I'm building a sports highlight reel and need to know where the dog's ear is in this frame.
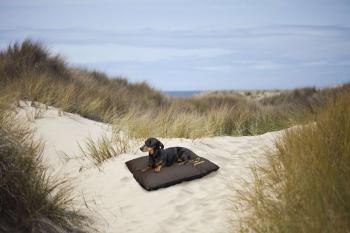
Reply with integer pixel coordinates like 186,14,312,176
158,141,164,150
148,138,164,149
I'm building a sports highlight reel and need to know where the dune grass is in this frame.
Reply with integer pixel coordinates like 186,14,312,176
0,98,91,232
1,39,349,231
1,40,349,140
0,40,165,122
114,99,309,138
79,131,140,166
237,92,350,233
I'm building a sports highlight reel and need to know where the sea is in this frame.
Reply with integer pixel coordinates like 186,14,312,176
163,91,203,97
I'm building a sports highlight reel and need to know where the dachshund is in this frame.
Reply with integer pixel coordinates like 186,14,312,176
139,137,201,172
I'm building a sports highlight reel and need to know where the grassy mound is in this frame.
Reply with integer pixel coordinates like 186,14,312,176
237,91,350,233
0,98,91,232
1,40,349,139
0,40,165,122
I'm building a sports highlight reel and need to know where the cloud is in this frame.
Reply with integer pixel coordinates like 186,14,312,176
1,24,349,90
51,44,233,63
196,65,233,72
229,59,287,70
196,60,287,72
1,24,349,46
232,59,350,70
251,61,286,70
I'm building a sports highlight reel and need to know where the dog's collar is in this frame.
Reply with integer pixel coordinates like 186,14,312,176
150,149,162,157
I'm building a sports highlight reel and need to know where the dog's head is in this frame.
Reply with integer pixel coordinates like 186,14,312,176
140,137,164,154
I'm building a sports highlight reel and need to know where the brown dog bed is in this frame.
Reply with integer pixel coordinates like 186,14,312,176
125,156,219,191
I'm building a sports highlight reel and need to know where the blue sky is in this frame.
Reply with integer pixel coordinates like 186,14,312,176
1,0,350,90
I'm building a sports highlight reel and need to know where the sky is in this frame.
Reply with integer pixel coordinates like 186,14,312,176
0,0,350,91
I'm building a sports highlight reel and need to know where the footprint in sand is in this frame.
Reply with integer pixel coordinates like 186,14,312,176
120,176,131,182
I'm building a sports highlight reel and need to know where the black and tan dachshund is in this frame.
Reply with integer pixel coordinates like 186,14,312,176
140,137,202,172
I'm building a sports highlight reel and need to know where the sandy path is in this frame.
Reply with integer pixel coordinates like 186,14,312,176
17,103,282,233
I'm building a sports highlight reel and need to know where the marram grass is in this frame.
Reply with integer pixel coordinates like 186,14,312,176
2,40,348,139
237,92,350,233
0,99,92,232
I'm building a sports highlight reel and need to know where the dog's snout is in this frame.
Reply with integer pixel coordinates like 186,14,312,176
140,145,145,151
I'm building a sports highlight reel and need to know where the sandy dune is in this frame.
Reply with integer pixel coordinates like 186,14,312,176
17,102,283,233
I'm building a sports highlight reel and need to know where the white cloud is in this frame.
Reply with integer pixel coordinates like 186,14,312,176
230,59,287,70
252,61,287,70
51,44,233,63
301,60,350,67
196,65,233,72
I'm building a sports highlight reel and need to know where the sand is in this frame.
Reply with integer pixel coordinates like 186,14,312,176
16,102,283,233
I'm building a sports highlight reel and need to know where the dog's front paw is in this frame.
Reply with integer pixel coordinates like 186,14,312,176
154,166,161,172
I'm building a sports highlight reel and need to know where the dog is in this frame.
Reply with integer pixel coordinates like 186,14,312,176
139,137,201,172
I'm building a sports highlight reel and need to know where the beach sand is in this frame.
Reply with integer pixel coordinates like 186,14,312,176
17,102,283,233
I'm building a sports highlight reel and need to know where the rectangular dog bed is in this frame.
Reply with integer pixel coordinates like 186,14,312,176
125,156,219,191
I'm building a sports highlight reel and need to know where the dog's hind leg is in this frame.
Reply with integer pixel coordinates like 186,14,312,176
180,152,198,164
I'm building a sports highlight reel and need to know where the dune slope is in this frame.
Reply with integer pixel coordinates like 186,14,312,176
17,102,283,233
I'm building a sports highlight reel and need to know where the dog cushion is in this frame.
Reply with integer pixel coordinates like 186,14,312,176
125,156,219,191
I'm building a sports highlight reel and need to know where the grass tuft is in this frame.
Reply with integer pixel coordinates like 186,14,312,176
237,92,350,233
79,131,139,166
0,99,91,232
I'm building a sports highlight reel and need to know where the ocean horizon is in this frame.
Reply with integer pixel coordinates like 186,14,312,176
163,90,203,97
